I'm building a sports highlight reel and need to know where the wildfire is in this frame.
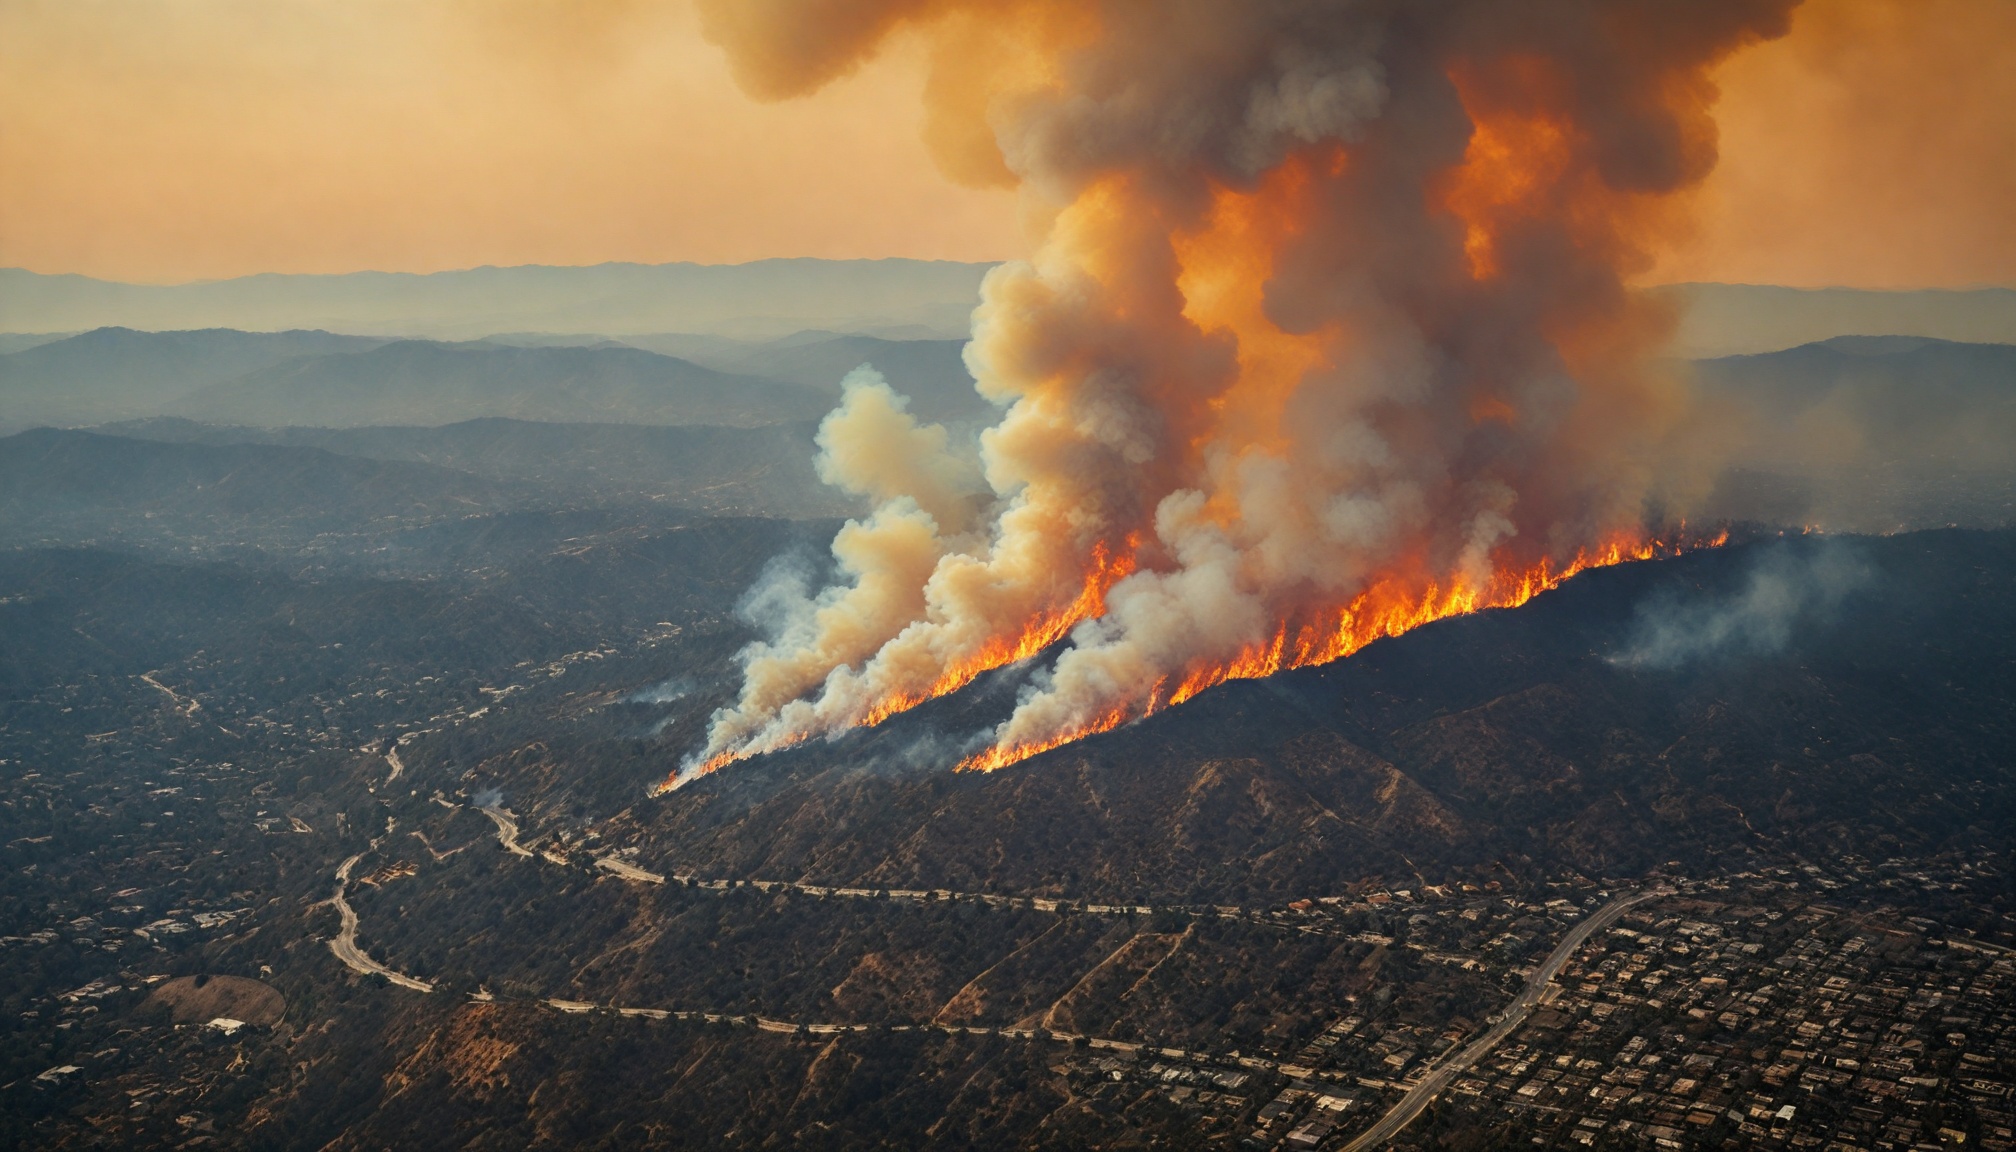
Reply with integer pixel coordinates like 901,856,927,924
955,529,1722,774
856,538,1139,727
658,537,1141,792
670,0,1790,799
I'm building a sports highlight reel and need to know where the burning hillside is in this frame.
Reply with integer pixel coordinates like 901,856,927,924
670,0,1794,789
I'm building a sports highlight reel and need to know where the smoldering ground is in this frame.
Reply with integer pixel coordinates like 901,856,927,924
1612,537,1874,670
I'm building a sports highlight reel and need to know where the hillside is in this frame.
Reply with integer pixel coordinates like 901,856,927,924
96,417,855,518
625,332,996,424
1694,336,2016,530
166,340,830,429
0,428,509,549
0,327,386,429
626,530,2016,900
4,527,2010,1150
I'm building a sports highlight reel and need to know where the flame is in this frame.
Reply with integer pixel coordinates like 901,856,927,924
660,537,1140,791
1435,59,1579,284
956,529,1723,774
856,537,1140,727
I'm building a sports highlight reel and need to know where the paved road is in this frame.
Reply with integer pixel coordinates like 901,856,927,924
1337,887,1667,1151
327,853,435,992
478,806,534,857
595,855,666,883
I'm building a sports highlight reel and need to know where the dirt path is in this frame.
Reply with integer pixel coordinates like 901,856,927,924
140,671,201,717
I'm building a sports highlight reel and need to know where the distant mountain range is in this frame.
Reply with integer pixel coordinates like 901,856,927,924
0,326,1000,432
3,325,2009,537
1692,335,2016,531
0,259,993,341
1653,283,2016,358
1696,334,2016,468
4,260,2013,356
94,417,856,519
0,328,835,431
624,331,993,425
168,340,831,429
0,327,388,427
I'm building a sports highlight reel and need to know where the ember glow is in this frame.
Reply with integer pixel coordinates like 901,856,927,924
667,0,1793,791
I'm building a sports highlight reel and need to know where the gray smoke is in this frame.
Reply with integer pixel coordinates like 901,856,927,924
626,676,695,705
680,0,1804,783
1615,540,1873,669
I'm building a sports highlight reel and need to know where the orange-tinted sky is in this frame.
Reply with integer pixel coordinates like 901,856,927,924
1,0,2009,287
1652,0,2016,290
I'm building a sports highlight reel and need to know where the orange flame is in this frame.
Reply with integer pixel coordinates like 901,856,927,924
856,538,1139,728
660,537,1140,791
956,529,1724,774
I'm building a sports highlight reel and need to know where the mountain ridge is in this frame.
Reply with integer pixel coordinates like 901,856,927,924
0,259,995,340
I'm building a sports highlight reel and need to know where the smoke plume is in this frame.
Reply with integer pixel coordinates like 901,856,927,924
675,0,1797,786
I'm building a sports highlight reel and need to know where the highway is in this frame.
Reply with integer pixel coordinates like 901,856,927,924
326,853,435,993
1337,887,1667,1151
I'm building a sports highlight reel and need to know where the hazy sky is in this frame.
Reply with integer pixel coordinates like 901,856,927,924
1,0,2010,288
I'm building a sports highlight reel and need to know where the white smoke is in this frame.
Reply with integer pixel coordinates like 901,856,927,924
1615,541,1873,669
626,676,694,705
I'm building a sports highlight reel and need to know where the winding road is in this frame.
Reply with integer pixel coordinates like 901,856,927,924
1337,887,1666,1151
478,805,534,857
595,855,666,883
310,829,1671,1120
327,853,435,992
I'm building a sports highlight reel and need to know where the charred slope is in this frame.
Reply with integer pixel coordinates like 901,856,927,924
645,530,2016,899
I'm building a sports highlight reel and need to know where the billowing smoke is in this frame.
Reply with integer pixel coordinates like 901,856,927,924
675,0,1798,786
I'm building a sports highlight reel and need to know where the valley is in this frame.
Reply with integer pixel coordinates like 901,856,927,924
3,512,2012,1149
